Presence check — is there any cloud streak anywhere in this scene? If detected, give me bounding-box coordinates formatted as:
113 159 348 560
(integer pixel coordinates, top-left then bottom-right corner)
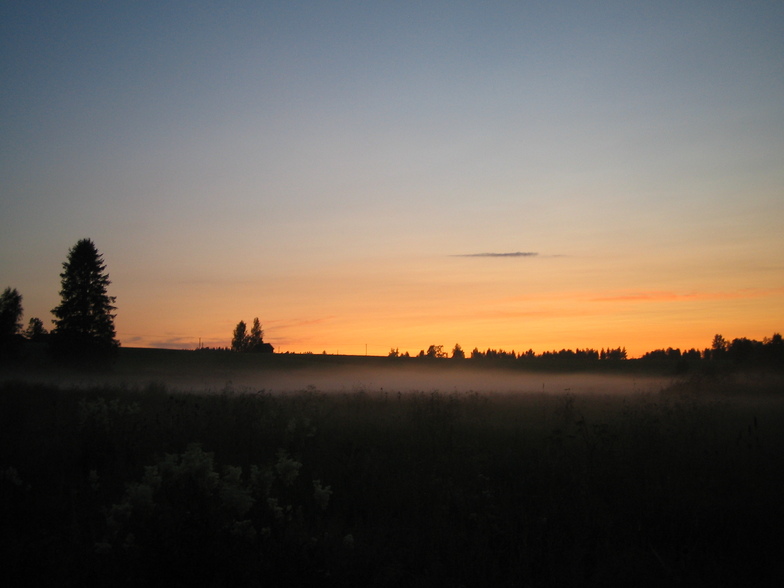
454 252 538 258
591 288 784 303
268 316 338 329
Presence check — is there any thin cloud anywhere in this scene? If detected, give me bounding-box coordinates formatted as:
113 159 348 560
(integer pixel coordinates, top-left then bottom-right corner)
453 251 538 258
592 291 693 303
148 336 199 349
592 288 784 303
267 316 338 329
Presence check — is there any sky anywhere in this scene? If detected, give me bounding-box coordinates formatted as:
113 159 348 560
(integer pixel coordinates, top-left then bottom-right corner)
2 1 783 357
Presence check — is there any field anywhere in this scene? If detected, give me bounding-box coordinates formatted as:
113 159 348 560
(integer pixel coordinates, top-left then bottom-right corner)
2 349 784 586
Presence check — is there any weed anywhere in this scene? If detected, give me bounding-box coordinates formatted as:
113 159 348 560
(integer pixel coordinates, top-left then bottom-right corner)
2 377 784 586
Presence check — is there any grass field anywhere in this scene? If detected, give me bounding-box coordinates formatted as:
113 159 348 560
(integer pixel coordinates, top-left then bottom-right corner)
2 349 783 586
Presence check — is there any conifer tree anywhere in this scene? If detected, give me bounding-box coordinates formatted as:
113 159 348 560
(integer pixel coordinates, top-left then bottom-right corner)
231 320 248 352
24 317 48 341
248 317 264 351
0 287 23 339
50 239 118 361
0 287 24 359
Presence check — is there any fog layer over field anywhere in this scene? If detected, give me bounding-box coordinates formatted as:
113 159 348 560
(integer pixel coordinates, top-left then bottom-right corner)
3 352 783 585
218 366 670 396
2 351 672 395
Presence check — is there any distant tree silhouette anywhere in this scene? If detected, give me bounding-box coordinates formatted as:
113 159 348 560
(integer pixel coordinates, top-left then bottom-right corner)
763 333 784 365
641 347 683 361
425 344 447 358
231 320 248 352
723 335 784 367
384 332 781 367
232 317 274 353
710 334 728 359
0 287 24 359
24 317 48 342
597 347 626 360
477 348 517 360
727 337 761 363
0 287 23 337
50 239 118 363
250 318 263 347
247 318 272 352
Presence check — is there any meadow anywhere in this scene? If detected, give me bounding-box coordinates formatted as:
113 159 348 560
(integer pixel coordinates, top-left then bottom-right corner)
2 350 783 586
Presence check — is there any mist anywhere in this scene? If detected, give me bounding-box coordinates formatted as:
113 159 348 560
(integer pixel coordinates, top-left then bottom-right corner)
5 358 672 397
222 365 671 396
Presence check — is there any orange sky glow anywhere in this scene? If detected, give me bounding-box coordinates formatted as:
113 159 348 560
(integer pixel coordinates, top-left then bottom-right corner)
2 3 783 357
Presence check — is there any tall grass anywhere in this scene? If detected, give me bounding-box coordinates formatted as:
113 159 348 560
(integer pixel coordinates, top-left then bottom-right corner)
2 376 783 586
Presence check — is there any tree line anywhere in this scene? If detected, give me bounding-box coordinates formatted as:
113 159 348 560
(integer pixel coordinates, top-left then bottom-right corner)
389 344 630 360
2 239 779 369
389 335 784 368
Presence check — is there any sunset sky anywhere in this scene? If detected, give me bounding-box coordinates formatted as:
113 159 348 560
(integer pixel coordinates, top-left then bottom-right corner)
2 1 783 357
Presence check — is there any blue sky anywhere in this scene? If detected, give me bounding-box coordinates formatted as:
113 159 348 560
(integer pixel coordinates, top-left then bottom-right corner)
2 1 783 354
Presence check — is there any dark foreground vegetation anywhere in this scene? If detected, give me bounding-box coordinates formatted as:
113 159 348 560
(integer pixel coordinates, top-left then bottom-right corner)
2 371 784 587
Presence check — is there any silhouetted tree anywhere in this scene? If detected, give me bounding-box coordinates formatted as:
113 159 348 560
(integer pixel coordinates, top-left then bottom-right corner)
231 320 248 352
247 318 265 352
481 348 517 360
251 318 263 344
0 287 23 337
232 317 273 353
425 344 447 358
0 287 24 358
24 317 48 342
711 334 728 359
763 333 784 365
50 240 118 363
641 349 666 360
602 347 627 360
451 343 465 359
727 337 761 364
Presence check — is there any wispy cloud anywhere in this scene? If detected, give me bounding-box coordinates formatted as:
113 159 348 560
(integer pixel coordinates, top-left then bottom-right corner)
592 291 694 303
592 288 784 303
120 335 201 349
148 336 199 349
267 316 337 329
453 251 538 258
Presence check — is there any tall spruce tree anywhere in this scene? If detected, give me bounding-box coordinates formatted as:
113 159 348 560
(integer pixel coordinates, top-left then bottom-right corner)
0 287 24 359
51 239 118 361
0 287 23 339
